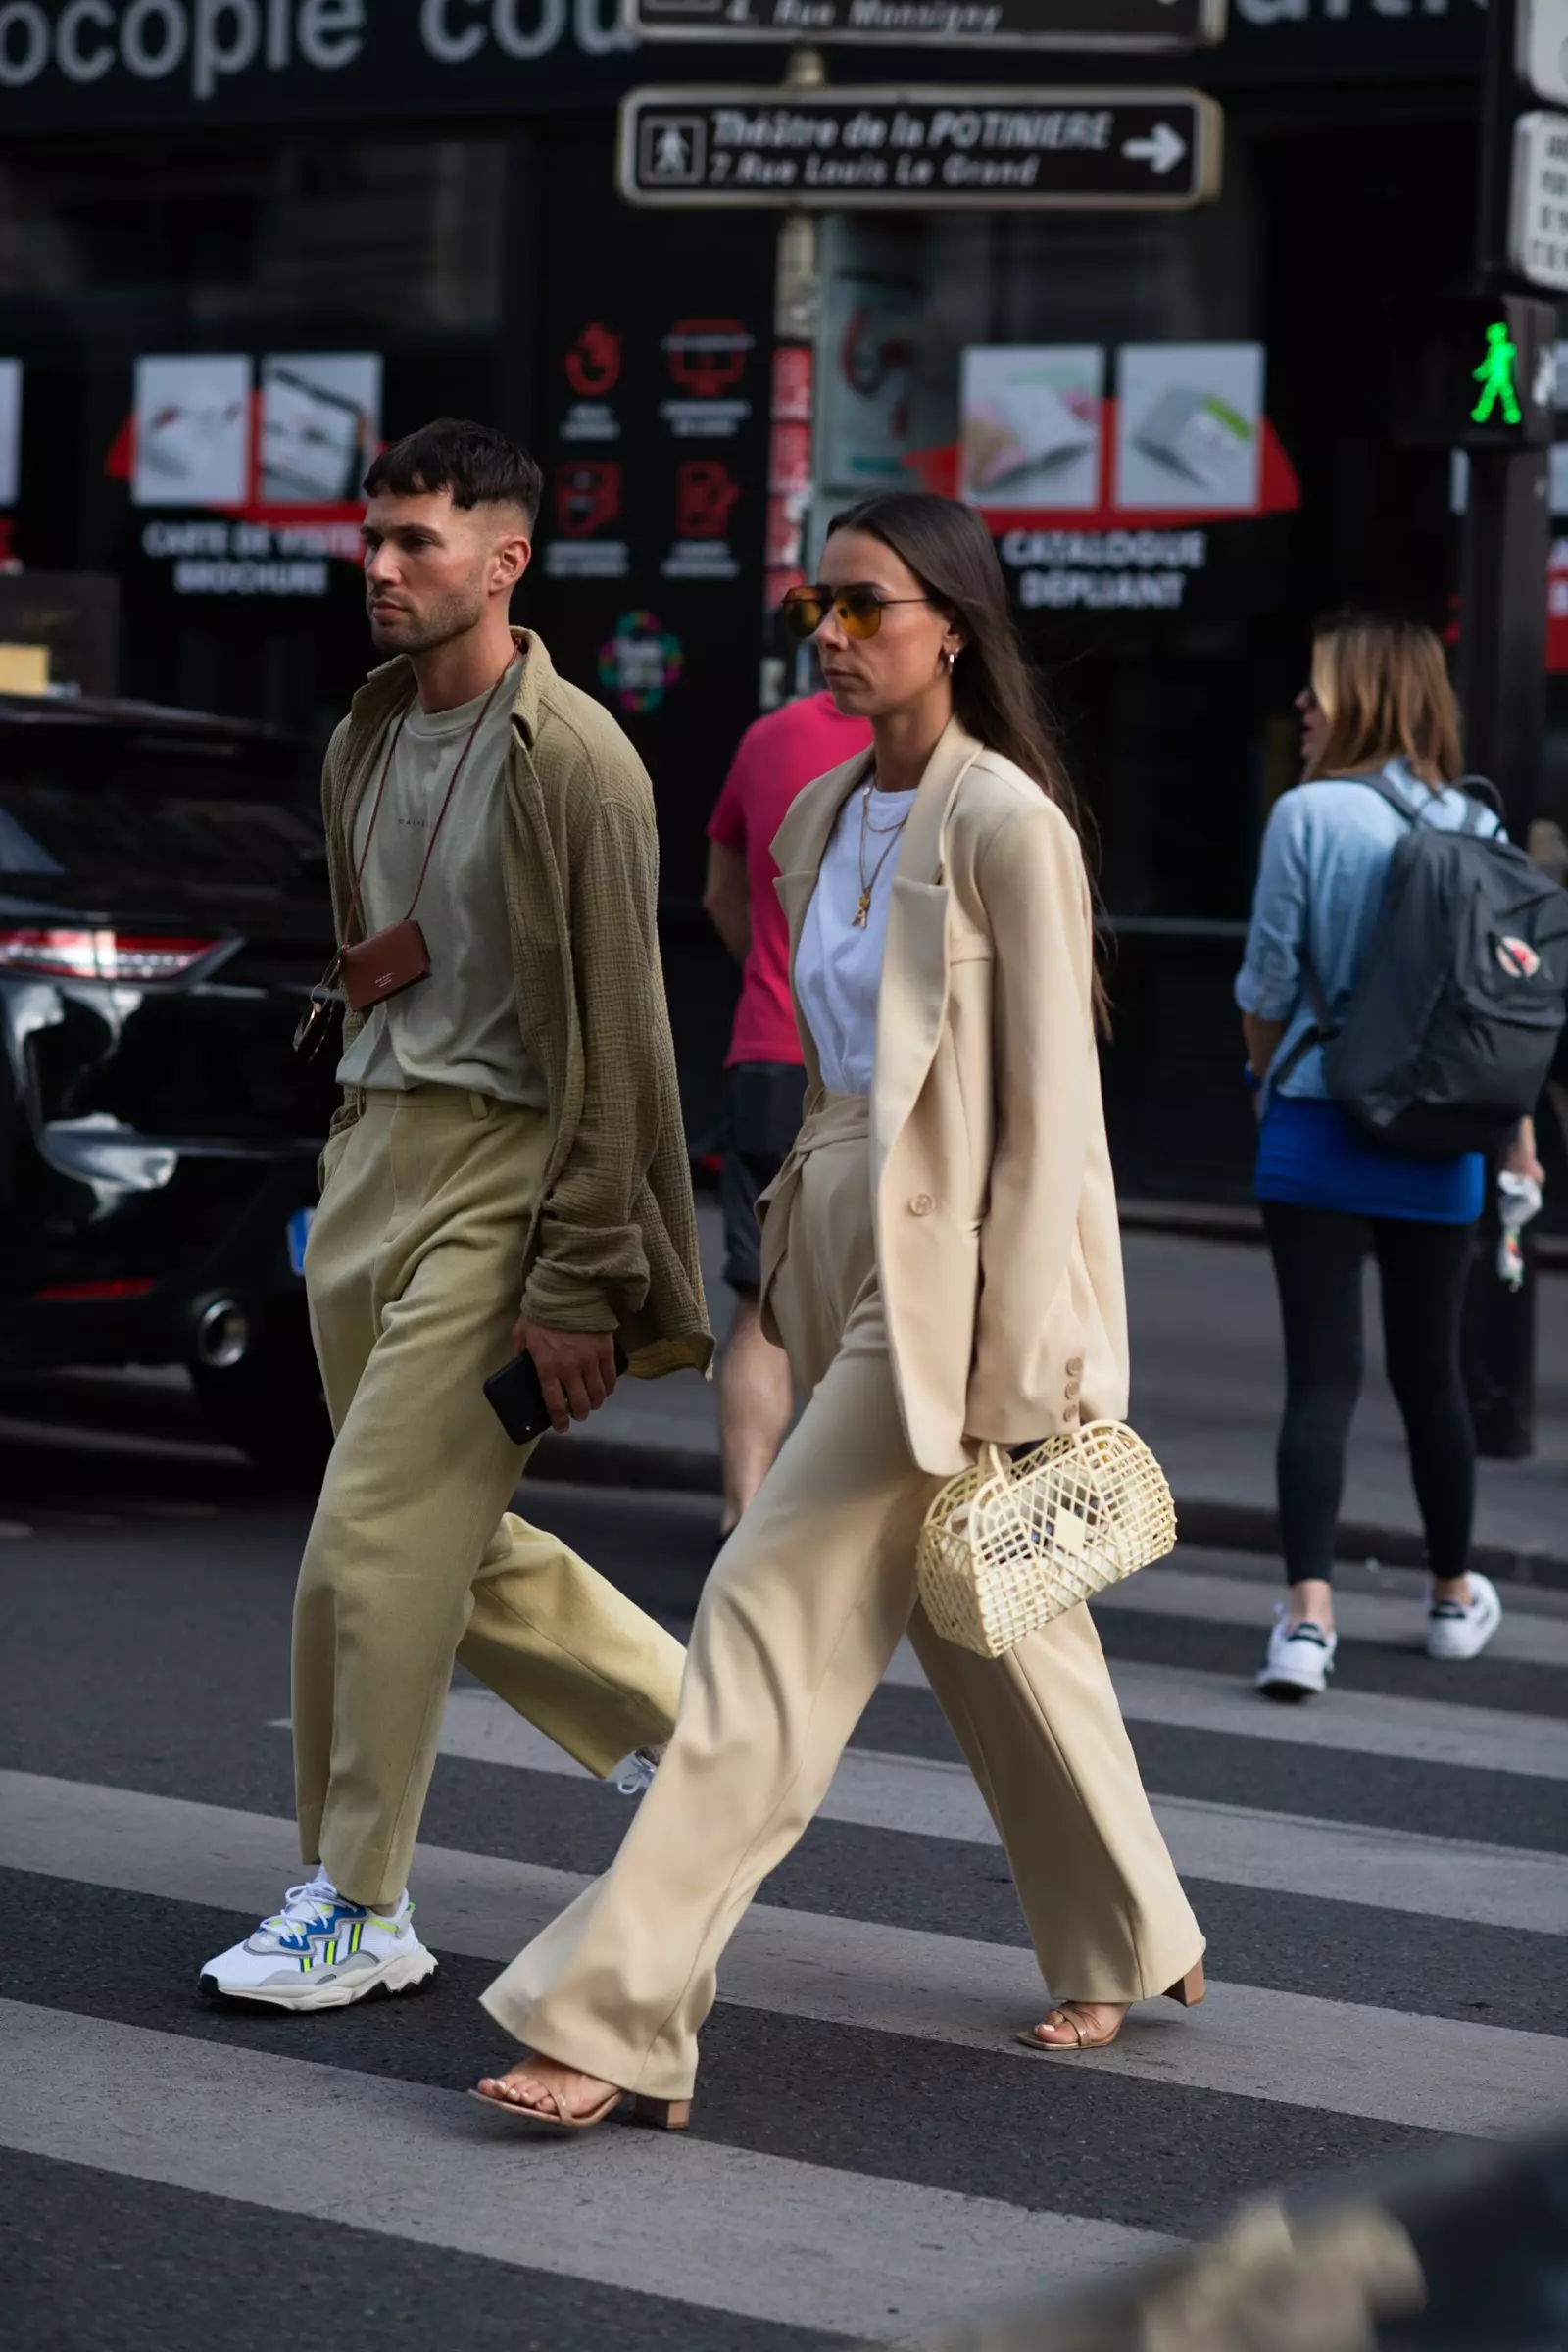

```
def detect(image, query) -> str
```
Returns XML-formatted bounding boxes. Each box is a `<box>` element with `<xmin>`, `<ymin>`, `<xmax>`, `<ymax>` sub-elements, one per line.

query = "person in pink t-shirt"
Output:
<box><xmin>704</xmin><ymin>689</ymin><xmax>872</xmax><ymax>1534</ymax></box>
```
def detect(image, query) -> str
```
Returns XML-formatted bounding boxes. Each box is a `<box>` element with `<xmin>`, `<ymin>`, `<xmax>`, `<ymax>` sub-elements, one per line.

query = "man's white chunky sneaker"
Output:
<box><xmin>613</xmin><ymin>1743</ymin><xmax>665</xmax><ymax>1796</ymax></box>
<box><xmin>1426</xmin><ymin>1571</ymin><xmax>1502</xmax><ymax>1662</ymax></box>
<box><xmin>199</xmin><ymin>1870</ymin><xmax>437</xmax><ymax>2011</ymax></box>
<box><xmin>1255</xmin><ymin>1611</ymin><xmax>1337</xmax><ymax>1700</ymax></box>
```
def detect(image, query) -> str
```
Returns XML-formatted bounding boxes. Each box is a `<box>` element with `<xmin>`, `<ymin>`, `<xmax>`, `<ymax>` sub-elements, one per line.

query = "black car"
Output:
<box><xmin>0</xmin><ymin>690</ymin><xmax>339</xmax><ymax>1469</ymax></box>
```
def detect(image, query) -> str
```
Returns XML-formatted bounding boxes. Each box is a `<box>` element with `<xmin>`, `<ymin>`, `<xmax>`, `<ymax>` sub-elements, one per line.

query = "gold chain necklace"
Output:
<box><xmin>855</xmin><ymin>781</ymin><xmax>910</xmax><ymax>928</ymax></box>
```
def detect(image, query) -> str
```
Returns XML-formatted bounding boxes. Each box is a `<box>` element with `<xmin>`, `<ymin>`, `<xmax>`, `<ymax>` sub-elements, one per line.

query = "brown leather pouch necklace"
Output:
<box><xmin>295</xmin><ymin>672</ymin><xmax>507</xmax><ymax>1058</ymax></box>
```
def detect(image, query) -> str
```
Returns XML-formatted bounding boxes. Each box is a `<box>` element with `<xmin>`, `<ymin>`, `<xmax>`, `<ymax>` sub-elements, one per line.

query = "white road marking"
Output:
<box><xmin>1091</xmin><ymin>1564</ymin><xmax>1568</xmax><ymax>1667</ymax></box>
<box><xmin>413</xmin><ymin>1695</ymin><xmax>1568</xmax><ymax>1936</ymax></box>
<box><xmin>6</xmin><ymin>1771</ymin><xmax>1565</xmax><ymax>2137</ymax></box>
<box><xmin>0</xmin><ymin>2001</ymin><xmax>1168</xmax><ymax>2341</ymax></box>
<box><xmin>879</xmin><ymin>1642</ymin><xmax>1568</xmax><ymax>1780</ymax></box>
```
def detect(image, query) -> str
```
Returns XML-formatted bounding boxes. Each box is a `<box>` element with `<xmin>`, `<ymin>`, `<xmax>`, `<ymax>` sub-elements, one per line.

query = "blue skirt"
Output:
<box><xmin>1256</xmin><ymin>1097</ymin><xmax>1484</xmax><ymax>1225</ymax></box>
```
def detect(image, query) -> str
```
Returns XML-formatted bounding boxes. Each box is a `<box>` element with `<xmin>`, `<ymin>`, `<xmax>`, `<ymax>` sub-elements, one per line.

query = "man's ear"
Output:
<box><xmin>493</xmin><ymin>526</ymin><xmax>532</xmax><ymax>593</ymax></box>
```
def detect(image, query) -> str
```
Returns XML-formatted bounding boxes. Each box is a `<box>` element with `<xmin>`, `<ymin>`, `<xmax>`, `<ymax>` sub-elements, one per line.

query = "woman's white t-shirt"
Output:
<box><xmin>795</xmin><ymin>779</ymin><xmax>917</xmax><ymax>1097</ymax></box>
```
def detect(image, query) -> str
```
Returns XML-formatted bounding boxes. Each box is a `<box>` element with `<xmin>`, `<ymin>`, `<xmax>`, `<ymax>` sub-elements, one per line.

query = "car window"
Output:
<box><xmin>0</xmin><ymin>746</ymin><xmax>318</xmax><ymax>889</ymax></box>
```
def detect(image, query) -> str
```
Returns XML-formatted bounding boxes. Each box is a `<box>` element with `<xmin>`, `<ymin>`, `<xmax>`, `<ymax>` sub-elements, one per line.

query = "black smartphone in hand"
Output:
<box><xmin>484</xmin><ymin>1342</ymin><xmax>628</xmax><ymax>1446</ymax></box>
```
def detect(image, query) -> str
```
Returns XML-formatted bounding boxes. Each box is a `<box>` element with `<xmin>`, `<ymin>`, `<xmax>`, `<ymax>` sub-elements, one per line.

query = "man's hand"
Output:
<box><xmin>511</xmin><ymin>1318</ymin><xmax>618</xmax><ymax>1436</ymax></box>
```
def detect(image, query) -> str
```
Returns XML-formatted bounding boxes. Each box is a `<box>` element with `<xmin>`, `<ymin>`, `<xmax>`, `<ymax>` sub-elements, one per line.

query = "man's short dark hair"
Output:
<box><xmin>363</xmin><ymin>418</ymin><xmax>543</xmax><ymax>527</ymax></box>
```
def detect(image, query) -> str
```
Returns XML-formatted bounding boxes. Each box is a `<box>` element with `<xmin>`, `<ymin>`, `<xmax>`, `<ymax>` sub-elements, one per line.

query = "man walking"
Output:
<box><xmin>203</xmin><ymin>418</ymin><xmax>710</xmax><ymax>2009</ymax></box>
<box><xmin>703</xmin><ymin>686</ymin><xmax>869</xmax><ymax>1537</ymax></box>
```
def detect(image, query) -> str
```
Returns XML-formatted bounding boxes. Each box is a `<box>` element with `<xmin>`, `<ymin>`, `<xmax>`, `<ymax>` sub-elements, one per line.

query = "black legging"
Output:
<box><xmin>1260</xmin><ymin>1201</ymin><xmax>1477</xmax><ymax>1587</ymax></box>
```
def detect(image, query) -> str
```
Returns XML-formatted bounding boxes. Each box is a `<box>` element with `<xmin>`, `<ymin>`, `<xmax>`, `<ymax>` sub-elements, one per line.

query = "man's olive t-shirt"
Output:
<box><xmin>336</xmin><ymin>656</ymin><xmax>548</xmax><ymax>1109</ymax></box>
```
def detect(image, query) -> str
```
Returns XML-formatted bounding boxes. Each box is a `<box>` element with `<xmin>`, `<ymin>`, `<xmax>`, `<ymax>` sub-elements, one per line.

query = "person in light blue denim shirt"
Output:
<box><xmin>1235</xmin><ymin>613</ymin><xmax>1541</xmax><ymax>1704</ymax></box>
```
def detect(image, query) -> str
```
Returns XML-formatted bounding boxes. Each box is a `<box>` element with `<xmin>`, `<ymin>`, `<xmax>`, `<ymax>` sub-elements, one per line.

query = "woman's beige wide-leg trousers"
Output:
<box><xmin>294</xmin><ymin>1085</ymin><xmax>686</xmax><ymax>1911</ymax></box>
<box><xmin>481</xmin><ymin>1092</ymin><xmax>1202</xmax><ymax>2100</ymax></box>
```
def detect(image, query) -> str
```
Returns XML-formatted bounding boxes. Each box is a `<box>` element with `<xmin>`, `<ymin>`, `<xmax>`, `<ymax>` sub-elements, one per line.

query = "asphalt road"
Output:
<box><xmin>2</xmin><ymin>1373</ymin><xmax>1566</xmax><ymax>2349</ymax></box>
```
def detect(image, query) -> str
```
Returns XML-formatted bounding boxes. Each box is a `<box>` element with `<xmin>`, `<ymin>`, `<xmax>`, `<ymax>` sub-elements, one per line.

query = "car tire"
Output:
<box><xmin>190</xmin><ymin>1349</ymin><xmax>331</xmax><ymax>1480</ymax></box>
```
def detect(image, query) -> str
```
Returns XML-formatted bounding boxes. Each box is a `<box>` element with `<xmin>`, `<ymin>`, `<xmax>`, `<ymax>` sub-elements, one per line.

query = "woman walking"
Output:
<box><xmin>1237</xmin><ymin>612</ymin><xmax>1542</xmax><ymax>1702</ymax></box>
<box><xmin>470</xmin><ymin>490</ymin><xmax>1204</xmax><ymax>2131</ymax></box>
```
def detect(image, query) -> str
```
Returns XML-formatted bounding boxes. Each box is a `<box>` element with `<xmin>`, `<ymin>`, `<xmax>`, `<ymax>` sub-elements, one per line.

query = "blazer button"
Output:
<box><xmin>1063</xmin><ymin>1380</ymin><xmax>1081</xmax><ymax>1402</ymax></box>
<box><xmin>1066</xmin><ymin>1355</ymin><xmax>1084</xmax><ymax>1376</ymax></box>
<box><xmin>908</xmin><ymin>1192</ymin><xmax>935</xmax><ymax>1216</ymax></box>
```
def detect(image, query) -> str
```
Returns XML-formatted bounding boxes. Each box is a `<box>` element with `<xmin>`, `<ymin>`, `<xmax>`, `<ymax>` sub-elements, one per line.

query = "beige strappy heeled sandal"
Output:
<box><xmin>470</xmin><ymin>2068</ymin><xmax>690</xmax><ymax>2135</ymax></box>
<box><xmin>1016</xmin><ymin>1962</ymin><xmax>1206</xmax><ymax>2054</ymax></box>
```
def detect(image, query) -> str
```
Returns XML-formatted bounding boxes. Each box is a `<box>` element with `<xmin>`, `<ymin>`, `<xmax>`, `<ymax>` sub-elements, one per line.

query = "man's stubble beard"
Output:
<box><xmin>368</xmin><ymin>578</ymin><xmax>488</xmax><ymax>658</ymax></box>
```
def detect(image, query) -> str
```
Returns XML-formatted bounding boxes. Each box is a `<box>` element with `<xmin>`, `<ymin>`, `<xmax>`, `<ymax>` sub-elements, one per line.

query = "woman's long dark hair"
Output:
<box><xmin>827</xmin><ymin>490</ymin><xmax>1108</xmax><ymax>1028</ymax></box>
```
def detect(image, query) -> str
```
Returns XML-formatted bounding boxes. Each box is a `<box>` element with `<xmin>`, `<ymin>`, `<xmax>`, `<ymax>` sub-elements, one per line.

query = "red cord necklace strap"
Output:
<box><xmin>337</xmin><ymin>707</ymin><xmax>408</xmax><ymax>953</ymax></box>
<box><xmin>340</xmin><ymin>663</ymin><xmax>512</xmax><ymax>944</ymax></box>
<box><xmin>294</xmin><ymin>665</ymin><xmax>514</xmax><ymax>1057</ymax></box>
<box><xmin>399</xmin><ymin>667</ymin><xmax>511</xmax><ymax>920</ymax></box>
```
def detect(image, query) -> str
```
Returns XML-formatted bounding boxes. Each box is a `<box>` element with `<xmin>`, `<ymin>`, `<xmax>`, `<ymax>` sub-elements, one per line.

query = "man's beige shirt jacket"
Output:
<box><xmin>760</xmin><ymin>715</ymin><xmax>1128</xmax><ymax>1475</ymax></box>
<box><xmin>318</xmin><ymin>628</ymin><xmax>711</xmax><ymax>1380</ymax></box>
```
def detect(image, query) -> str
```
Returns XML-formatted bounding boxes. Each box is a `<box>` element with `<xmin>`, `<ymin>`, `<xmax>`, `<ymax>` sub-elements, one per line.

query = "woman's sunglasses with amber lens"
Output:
<box><xmin>780</xmin><ymin>583</ymin><xmax>933</xmax><ymax>642</ymax></box>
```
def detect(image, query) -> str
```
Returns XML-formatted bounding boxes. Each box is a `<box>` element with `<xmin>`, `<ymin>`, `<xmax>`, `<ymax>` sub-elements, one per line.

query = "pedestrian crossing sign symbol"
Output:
<box><xmin>640</xmin><ymin>115</ymin><xmax>708</xmax><ymax>188</ymax></box>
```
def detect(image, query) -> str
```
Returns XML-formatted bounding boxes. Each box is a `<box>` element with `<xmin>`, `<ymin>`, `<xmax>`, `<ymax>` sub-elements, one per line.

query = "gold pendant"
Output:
<box><xmin>854</xmin><ymin>892</ymin><xmax>871</xmax><ymax>928</ymax></box>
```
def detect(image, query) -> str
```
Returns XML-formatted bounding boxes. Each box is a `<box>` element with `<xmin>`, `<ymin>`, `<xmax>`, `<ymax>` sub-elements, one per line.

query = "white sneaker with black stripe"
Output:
<box><xmin>1426</xmin><ymin>1571</ymin><xmax>1502</xmax><ymax>1661</ymax></box>
<box><xmin>199</xmin><ymin>1870</ymin><xmax>437</xmax><ymax>2012</ymax></box>
<box><xmin>1255</xmin><ymin>1610</ymin><xmax>1337</xmax><ymax>1700</ymax></box>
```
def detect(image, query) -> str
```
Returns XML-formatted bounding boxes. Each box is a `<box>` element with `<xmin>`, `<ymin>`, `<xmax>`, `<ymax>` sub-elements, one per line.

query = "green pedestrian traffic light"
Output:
<box><xmin>1389</xmin><ymin>294</ymin><xmax>1556</xmax><ymax>448</ymax></box>
<box><xmin>1472</xmin><ymin>320</ymin><xmax>1523</xmax><ymax>428</ymax></box>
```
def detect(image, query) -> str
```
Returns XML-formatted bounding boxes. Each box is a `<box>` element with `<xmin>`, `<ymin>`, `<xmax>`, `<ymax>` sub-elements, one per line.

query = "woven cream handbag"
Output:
<box><xmin>915</xmin><ymin>1421</ymin><xmax>1176</xmax><ymax>1659</ymax></box>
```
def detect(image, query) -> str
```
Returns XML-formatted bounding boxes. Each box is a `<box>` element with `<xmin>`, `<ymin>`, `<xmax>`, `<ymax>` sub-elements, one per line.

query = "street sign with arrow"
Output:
<box><xmin>624</xmin><ymin>0</ymin><xmax>1227</xmax><ymax>53</ymax></box>
<box><xmin>617</xmin><ymin>87</ymin><xmax>1223</xmax><ymax>209</ymax></box>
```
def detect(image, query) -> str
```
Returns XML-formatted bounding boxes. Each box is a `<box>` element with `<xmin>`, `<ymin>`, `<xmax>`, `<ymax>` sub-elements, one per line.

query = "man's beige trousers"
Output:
<box><xmin>482</xmin><ymin>1091</ymin><xmax>1203</xmax><ymax>2101</ymax></box>
<box><xmin>295</xmin><ymin>1085</ymin><xmax>685</xmax><ymax>1909</ymax></box>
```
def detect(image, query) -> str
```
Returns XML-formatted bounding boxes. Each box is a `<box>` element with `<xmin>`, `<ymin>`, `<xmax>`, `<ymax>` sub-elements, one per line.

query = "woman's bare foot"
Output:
<box><xmin>474</xmin><ymin>2053</ymin><xmax>621</xmax><ymax>2120</ymax></box>
<box><xmin>1025</xmin><ymin>2001</ymin><xmax>1130</xmax><ymax>2050</ymax></box>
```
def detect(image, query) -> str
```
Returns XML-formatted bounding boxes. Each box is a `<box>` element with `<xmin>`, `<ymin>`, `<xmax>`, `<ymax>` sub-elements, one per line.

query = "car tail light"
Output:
<box><xmin>0</xmin><ymin>927</ymin><xmax>220</xmax><ymax>982</ymax></box>
<box><xmin>32</xmin><ymin>1278</ymin><xmax>158</xmax><ymax>1302</ymax></box>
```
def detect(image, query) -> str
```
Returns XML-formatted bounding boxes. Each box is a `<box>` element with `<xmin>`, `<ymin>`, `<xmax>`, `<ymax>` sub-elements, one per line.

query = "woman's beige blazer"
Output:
<box><xmin>759</xmin><ymin>715</ymin><xmax>1129</xmax><ymax>1477</ymax></box>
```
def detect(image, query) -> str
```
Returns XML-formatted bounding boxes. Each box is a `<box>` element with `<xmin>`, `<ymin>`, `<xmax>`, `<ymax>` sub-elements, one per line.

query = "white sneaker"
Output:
<box><xmin>199</xmin><ymin>1870</ymin><xmax>438</xmax><ymax>2011</ymax></box>
<box><xmin>1426</xmin><ymin>1571</ymin><xmax>1502</xmax><ymax>1661</ymax></box>
<box><xmin>1255</xmin><ymin>1610</ymin><xmax>1337</xmax><ymax>1700</ymax></box>
<box><xmin>613</xmin><ymin>1743</ymin><xmax>665</xmax><ymax>1796</ymax></box>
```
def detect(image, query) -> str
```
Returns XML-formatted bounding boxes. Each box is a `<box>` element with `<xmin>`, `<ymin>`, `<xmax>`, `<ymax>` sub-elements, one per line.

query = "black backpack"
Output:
<box><xmin>1291</xmin><ymin>771</ymin><xmax>1568</xmax><ymax>1157</ymax></box>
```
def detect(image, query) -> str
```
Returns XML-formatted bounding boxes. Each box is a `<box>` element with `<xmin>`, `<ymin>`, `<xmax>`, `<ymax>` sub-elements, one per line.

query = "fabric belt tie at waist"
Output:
<box><xmin>791</xmin><ymin>1088</ymin><xmax>871</xmax><ymax>1158</ymax></box>
<box><xmin>758</xmin><ymin>1091</ymin><xmax>871</xmax><ymax>1316</ymax></box>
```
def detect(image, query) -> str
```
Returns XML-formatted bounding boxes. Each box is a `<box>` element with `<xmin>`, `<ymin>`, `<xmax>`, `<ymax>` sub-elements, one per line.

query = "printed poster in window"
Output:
<box><xmin>132</xmin><ymin>356</ymin><xmax>250</xmax><ymax>507</ymax></box>
<box><xmin>960</xmin><ymin>347</ymin><xmax>1104</xmax><ymax>513</ymax></box>
<box><xmin>819</xmin><ymin>274</ymin><xmax>919</xmax><ymax>494</ymax></box>
<box><xmin>261</xmin><ymin>354</ymin><xmax>382</xmax><ymax>506</ymax></box>
<box><xmin>1115</xmin><ymin>345</ymin><xmax>1266</xmax><ymax>514</ymax></box>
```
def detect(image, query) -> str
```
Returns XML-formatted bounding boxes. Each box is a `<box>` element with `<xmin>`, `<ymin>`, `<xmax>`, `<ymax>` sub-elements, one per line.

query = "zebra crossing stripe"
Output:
<box><xmin>1091</xmin><ymin>1565</ymin><xmax>1568</xmax><ymax>1668</ymax></box>
<box><xmin>4</xmin><ymin>1772</ymin><xmax>1564</xmax><ymax>2137</ymax></box>
<box><xmin>877</xmin><ymin>1641</ymin><xmax>1568</xmax><ymax>1781</ymax></box>
<box><xmin>414</xmin><ymin>1696</ymin><xmax>1568</xmax><ymax>1935</ymax></box>
<box><xmin>0</xmin><ymin>1999</ymin><xmax>1170</xmax><ymax>2341</ymax></box>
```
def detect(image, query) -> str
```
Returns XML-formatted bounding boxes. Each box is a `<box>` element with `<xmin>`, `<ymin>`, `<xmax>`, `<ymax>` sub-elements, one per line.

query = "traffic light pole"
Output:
<box><xmin>1460</xmin><ymin>0</ymin><xmax>1548</xmax><ymax>1457</ymax></box>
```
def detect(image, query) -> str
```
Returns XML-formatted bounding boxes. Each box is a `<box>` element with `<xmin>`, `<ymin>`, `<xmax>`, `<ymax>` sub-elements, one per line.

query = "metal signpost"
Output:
<box><xmin>618</xmin><ymin>87</ymin><xmax>1222</xmax><ymax>209</ymax></box>
<box><xmin>1463</xmin><ymin>0</ymin><xmax>1556</xmax><ymax>1456</ymax></box>
<box><xmin>625</xmin><ymin>0</ymin><xmax>1226</xmax><ymax>52</ymax></box>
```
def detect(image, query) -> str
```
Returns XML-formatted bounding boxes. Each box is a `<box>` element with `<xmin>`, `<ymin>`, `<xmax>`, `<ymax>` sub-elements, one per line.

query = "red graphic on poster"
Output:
<box><xmin>102</xmin><ymin>397</ymin><xmax>368</xmax><ymax>541</ymax></box>
<box><xmin>768</xmin><ymin>423</ymin><xmax>811</xmax><ymax>500</ymax></box>
<box><xmin>566</xmin><ymin>325</ymin><xmax>621</xmax><ymax>400</ymax></box>
<box><xmin>665</xmin><ymin>321</ymin><xmax>751</xmax><ymax>398</ymax></box>
<box><xmin>771</xmin><ymin>346</ymin><xmax>813</xmax><ymax>423</ymax></box>
<box><xmin>676</xmin><ymin>460</ymin><xmax>741</xmax><ymax>538</ymax></box>
<box><xmin>554</xmin><ymin>461</ymin><xmax>621</xmax><ymax>539</ymax></box>
<box><xmin>901</xmin><ymin>406</ymin><xmax>1302</xmax><ymax>532</ymax></box>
